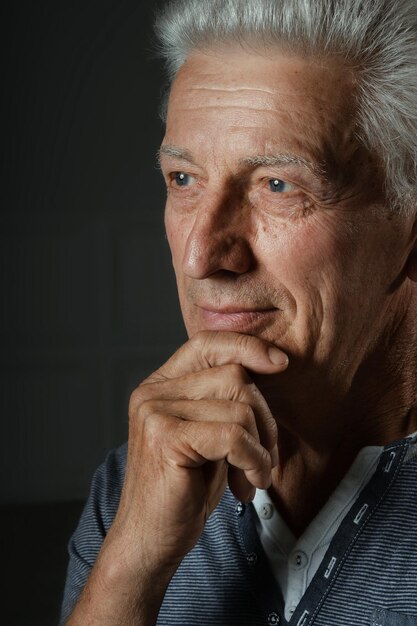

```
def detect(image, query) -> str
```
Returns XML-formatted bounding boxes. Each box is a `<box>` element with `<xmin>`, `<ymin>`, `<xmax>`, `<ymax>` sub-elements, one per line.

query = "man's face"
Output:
<box><xmin>160</xmin><ymin>47</ymin><xmax>415</xmax><ymax>388</ymax></box>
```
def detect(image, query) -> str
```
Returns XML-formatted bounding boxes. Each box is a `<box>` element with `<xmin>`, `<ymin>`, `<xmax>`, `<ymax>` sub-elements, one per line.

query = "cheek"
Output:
<box><xmin>165</xmin><ymin>208</ymin><xmax>188</xmax><ymax>273</ymax></box>
<box><xmin>258</xmin><ymin>214</ymin><xmax>362</xmax><ymax>316</ymax></box>
<box><xmin>261</xmin><ymin>211</ymin><xmax>399</xmax><ymax>361</ymax></box>
<box><xmin>258</xmin><ymin>216</ymin><xmax>340</xmax><ymax>280</ymax></box>
<box><xmin>164</xmin><ymin>208</ymin><xmax>195</xmax><ymax>324</ymax></box>
<box><xmin>257</xmin><ymin>218</ymin><xmax>361</xmax><ymax>362</ymax></box>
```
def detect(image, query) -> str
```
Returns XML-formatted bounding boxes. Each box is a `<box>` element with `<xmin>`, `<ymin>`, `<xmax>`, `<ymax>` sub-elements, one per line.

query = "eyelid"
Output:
<box><xmin>253</xmin><ymin>163</ymin><xmax>312</xmax><ymax>188</ymax></box>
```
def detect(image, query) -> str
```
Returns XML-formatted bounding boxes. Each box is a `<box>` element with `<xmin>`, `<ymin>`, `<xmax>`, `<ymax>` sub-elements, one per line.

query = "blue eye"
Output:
<box><xmin>175</xmin><ymin>172</ymin><xmax>191</xmax><ymax>186</ymax></box>
<box><xmin>269</xmin><ymin>178</ymin><xmax>291</xmax><ymax>193</ymax></box>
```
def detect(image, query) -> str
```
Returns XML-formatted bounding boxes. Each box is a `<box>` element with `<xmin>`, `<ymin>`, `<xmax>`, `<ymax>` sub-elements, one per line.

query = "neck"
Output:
<box><xmin>261</xmin><ymin>284</ymin><xmax>417</xmax><ymax>537</ymax></box>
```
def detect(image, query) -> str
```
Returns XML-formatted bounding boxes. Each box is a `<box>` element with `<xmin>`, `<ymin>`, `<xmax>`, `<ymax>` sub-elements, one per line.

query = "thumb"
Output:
<box><xmin>148</xmin><ymin>331</ymin><xmax>289</xmax><ymax>382</ymax></box>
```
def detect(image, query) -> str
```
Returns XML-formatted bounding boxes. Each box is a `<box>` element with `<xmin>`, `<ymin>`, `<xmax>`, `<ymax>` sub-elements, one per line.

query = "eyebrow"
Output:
<box><xmin>157</xmin><ymin>144</ymin><xmax>326</xmax><ymax>179</ymax></box>
<box><xmin>240</xmin><ymin>154</ymin><xmax>325</xmax><ymax>177</ymax></box>
<box><xmin>157</xmin><ymin>145</ymin><xmax>197</xmax><ymax>167</ymax></box>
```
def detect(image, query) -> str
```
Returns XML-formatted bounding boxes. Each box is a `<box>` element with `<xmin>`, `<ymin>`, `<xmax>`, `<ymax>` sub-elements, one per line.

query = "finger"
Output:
<box><xmin>137</xmin><ymin>364</ymin><xmax>277</xmax><ymax>453</ymax></box>
<box><xmin>141</xmin><ymin>398</ymin><xmax>260</xmax><ymax>443</ymax></box>
<box><xmin>168</xmin><ymin>419</ymin><xmax>272</xmax><ymax>489</ymax></box>
<box><xmin>227</xmin><ymin>464</ymin><xmax>256</xmax><ymax>503</ymax></box>
<box><xmin>147</xmin><ymin>331</ymin><xmax>288</xmax><ymax>382</ymax></box>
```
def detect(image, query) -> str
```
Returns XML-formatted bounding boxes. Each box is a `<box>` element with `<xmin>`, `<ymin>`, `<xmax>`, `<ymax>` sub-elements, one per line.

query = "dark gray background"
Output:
<box><xmin>0</xmin><ymin>1</ymin><xmax>186</xmax><ymax>623</ymax></box>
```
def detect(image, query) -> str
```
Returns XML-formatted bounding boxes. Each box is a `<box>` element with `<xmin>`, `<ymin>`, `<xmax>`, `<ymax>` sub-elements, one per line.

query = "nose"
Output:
<box><xmin>182</xmin><ymin>193</ymin><xmax>255</xmax><ymax>279</ymax></box>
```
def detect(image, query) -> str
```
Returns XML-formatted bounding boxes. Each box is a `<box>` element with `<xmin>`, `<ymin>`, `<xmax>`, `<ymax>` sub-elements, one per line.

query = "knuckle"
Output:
<box><xmin>263</xmin><ymin>445</ymin><xmax>272</xmax><ymax>466</ymax></box>
<box><xmin>130</xmin><ymin>382</ymin><xmax>157</xmax><ymax>409</ymax></box>
<box><xmin>174</xmin><ymin>418</ymin><xmax>193</xmax><ymax>445</ymax></box>
<box><xmin>244</xmin><ymin>404</ymin><xmax>257</xmax><ymax>428</ymax></box>
<box><xmin>247</xmin><ymin>383</ymin><xmax>277</xmax><ymax>432</ymax></box>
<box><xmin>128</xmin><ymin>385</ymin><xmax>162</xmax><ymax>427</ymax></box>
<box><xmin>225</xmin><ymin>363</ymin><xmax>249</xmax><ymax>383</ymax></box>
<box><xmin>190</xmin><ymin>329</ymin><xmax>212</xmax><ymax>350</ymax></box>
<box><xmin>236</xmin><ymin>402</ymin><xmax>256</xmax><ymax>428</ymax></box>
<box><xmin>246</xmin><ymin>381</ymin><xmax>263</xmax><ymax>399</ymax></box>
<box><xmin>128</xmin><ymin>388</ymin><xmax>141</xmax><ymax>421</ymax></box>
<box><xmin>227</xmin><ymin>422</ymin><xmax>247</xmax><ymax>444</ymax></box>
<box><xmin>139</xmin><ymin>399</ymin><xmax>160</xmax><ymax>418</ymax></box>
<box><xmin>234</xmin><ymin>332</ymin><xmax>254</xmax><ymax>350</ymax></box>
<box><xmin>145</xmin><ymin>369</ymin><xmax>169</xmax><ymax>384</ymax></box>
<box><xmin>269</xmin><ymin>416</ymin><xmax>278</xmax><ymax>439</ymax></box>
<box><xmin>258</xmin><ymin>445</ymin><xmax>272</xmax><ymax>469</ymax></box>
<box><xmin>190</xmin><ymin>330</ymin><xmax>221</xmax><ymax>368</ymax></box>
<box><xmin>138</xmin><ymin>410</ymin><xmax>168</xmax><ymax>444</ymax></box>
<box><xmin>234</xmin><ymin>332</ymin><xmax>264</xmax><ymax>356</ymax></box>
<box><xmin>262</xmin><ymin>408</ymin><xmax>278</xmax><ymax>437</ymax></box>
<box><xmin>143</xmin><ymin>410</ymin><xmax>164</xmax><ymax>433</ymax></box>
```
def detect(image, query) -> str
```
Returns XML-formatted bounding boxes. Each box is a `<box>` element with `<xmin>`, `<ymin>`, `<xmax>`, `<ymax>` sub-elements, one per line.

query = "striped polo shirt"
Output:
<box><xmin>61</xmin><ymin>433</ymin><xmax>417</xmax><ymax>625</ymax></box>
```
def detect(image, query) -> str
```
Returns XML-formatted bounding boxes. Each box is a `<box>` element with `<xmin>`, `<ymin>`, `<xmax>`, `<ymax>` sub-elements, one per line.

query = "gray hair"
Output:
<box><xmin>155</xmin><ymin>0</ymin><xmax>417</xmax><ymax>214</ymax></box>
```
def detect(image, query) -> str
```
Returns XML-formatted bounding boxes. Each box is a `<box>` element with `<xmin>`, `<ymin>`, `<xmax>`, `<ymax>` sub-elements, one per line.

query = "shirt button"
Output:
<box><xmin>259</xmin><ymin>502</ymin><xmax>274</xmax><ymax>520</ymax></box>
<box><xmin>247</xmin><ymin>552</ymin><xmax>258</xmax><ymax>565</ymax></box>
<box><xmin>267</xmin><ymin>612</ymin><xmax>280</xmax><ymax>625</ymax></box>
<box><xmin>235</xmin><ymin>502</ymin><xmax>245</xmax><ymax>516</ymax></box>
<box><xmin>291</xmin><ymin>550</ymin><xmax>308</xmax><ymax>569</ymax></box>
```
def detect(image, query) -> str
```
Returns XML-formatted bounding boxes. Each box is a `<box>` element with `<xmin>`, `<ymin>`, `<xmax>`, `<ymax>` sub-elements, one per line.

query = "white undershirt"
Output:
<box><xmin>253</xmin><ymin>433</ymin><xmax>417</xmax><ymax>622</ymax></box>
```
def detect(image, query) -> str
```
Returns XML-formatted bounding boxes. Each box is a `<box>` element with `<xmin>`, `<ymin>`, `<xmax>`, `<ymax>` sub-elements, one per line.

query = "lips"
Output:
<box><xmin>197</xmin><ymin>305</ymin><xmax>277</xmax><ymax>332</ymax></box>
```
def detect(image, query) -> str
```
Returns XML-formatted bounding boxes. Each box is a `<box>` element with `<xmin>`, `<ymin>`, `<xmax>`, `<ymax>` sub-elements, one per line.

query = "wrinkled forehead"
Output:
<box><xmin>168</xmin><ymin>46</ymin><xmax>356</xmax><ymax>116</ymax></box>
<box><xmin>164</xmin><ymin>47</ymin><xmax>368</xmax><ymax>183</ymax></box>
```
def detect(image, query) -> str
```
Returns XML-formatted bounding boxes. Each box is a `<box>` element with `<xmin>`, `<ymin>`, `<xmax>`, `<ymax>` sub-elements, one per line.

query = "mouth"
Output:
<box><xmin>196</xmin><ymin>305</ymin><xmax>278</xmax><ymax>332</ymax></box>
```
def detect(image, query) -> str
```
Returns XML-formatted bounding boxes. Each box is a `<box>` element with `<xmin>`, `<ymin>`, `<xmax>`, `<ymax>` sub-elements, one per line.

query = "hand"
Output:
<box><xmin>108</xmin><ymin>331</ymin><xmax>288</xmax><ymax>574</ymax></box>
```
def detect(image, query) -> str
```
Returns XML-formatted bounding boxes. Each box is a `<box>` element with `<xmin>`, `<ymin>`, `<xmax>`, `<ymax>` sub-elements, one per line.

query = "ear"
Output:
<box><xmin>406</xmin><ymin>214</ymin><xmax>417</xmax><ymax>282</ymax></box>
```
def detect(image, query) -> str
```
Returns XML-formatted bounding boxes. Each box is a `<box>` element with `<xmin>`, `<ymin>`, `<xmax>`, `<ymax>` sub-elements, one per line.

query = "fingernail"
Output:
<box><xmin>271</xmin><ymin>444</ymin><xmax>279</xmax><ymax>468</ymax></box>
<box><xmin>268</xmin><ymin>347</ymin><xmax>289</xmax><ymax>368</ymax></box>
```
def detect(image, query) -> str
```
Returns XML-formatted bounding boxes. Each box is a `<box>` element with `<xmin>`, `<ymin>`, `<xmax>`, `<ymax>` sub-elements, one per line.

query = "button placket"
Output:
<box><xmin>286</xmin><ymin>440</ymin><xmax>410</xmax><ymax>626</ymax></box>
<box><xmin>237</xmin><ymin>498</ymin><xmax>288</xmax><ymax>626</ymax></box>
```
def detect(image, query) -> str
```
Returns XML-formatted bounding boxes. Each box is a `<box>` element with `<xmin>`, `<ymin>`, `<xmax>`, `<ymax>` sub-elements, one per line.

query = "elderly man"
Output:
<box><xmin>61</xmin><ymin>0</ymin><xmax>417</xmax><ymax>624</ymax></box>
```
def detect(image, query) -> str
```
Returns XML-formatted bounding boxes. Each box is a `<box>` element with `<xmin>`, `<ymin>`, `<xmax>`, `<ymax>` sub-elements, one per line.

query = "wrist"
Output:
<box><xmin>97</xmin><ymin>526</ymin><xmax>179</xmax><ymax>601</ymax></box>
